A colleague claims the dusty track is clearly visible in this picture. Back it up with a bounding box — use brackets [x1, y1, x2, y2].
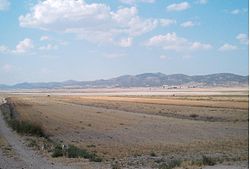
[0, 98, 80, 169]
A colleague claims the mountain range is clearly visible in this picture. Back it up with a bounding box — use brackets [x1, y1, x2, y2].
[0, 73, 248, 90]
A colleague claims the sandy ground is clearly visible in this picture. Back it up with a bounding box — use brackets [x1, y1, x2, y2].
[0, 88, 248, 168]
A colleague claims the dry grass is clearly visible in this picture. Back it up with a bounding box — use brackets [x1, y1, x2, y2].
[6, 91, 249, 165]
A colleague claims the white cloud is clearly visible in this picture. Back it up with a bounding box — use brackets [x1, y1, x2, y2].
[166, 2, 190, 12]
[218, 43, 237, 51]
[2, 64, 12, 72]
[39, 44, 58, 50]
[180, 21, 194, 28]
[120, 0, 155, 5]
[231, 9, 240, 15]
[236, 33, 248, 45]
[196, 0, 208, 4]
[14, 38, 34, 53]
[40, 36, 49, 41]
[159, 19, 176, 27]
[190, 42, 212, 50]
[230, 8, 248, 15]
[146, 32, 212, 52]
[0, 0, 10, 11]
[19, 0, 160, 45]
[118, 37, 133, 47]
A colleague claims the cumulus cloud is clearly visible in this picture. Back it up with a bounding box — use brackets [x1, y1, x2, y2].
[218, 43, 237, 51]
[159, 19, 176, 27]
[0, 0, 10, 11]
[190, 42, 212, 50]
[180, 21, 195, 28]
[118, 37, 133, 47]
[40, 36, 49, 41]
[120, 0, 155, 5]
[166, 2, 190, 12]
[14, 38, 34, 53]
[1, 38, 59, 54]
[146, 32, 212, 52]
[19, 0, 163, 45]
[236, 33, 248, 45]
[39, 44, 58, 50]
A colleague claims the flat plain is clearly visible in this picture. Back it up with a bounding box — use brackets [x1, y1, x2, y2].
[0, 87, 249, 168]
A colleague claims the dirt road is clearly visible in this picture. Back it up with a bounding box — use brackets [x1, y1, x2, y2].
[0, 98, 80, 169]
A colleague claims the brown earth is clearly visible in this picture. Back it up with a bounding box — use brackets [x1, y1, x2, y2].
[1, 89, 249, 168]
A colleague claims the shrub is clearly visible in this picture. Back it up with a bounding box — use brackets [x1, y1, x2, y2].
[87, 144, 96, 148]
[8, 120, 45, 137]
[52, 145, 63, 157]
[27, 139, 38, 148]
[159, 159, 181, 169]
[52, 144, 102, 162]
[190, 114, 199, 118]
[112, 163, 121, 169]
[67, 145, 102, 162]
[202, 155, 216, 166]
[150, 152, 157, 157]
[0, 103, 45, 137]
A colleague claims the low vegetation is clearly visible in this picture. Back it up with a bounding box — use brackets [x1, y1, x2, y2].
[190, 114, 199, 118]
[1, 102, 45, 137]
[158, 159, 181, 169]
[150, 151, 157, 157]
[8, 120, 45, 137]
[52, 144, 102, 162]
[202, 155, 216, 166]
[1, 101, 102, 162]
[51, 144, 64, 157]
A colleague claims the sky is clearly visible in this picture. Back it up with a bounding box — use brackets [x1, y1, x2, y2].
[0, 0, 248, 84]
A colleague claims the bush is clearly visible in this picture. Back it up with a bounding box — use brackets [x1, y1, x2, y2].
[0, 102, 45, 137]
[150, 152, 157, 157]
[8, 120, 45, 137]
[52, 145, 63, 157]
[112, 163, 121, 169]
[202, 155, 216, 166]
[27, 139, 38, 148]
[159, 160, 181, 169]
[68, 145, 102, 162]
[52, 144, 102, 162]
[190, 114, 199, 118]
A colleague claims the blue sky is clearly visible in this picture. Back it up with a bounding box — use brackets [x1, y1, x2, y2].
[0, 0, 248, 84]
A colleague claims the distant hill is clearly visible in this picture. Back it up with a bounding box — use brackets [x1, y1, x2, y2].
[0, 73, 248, 89]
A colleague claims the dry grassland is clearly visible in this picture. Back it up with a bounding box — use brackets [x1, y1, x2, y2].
[6, 90, 249, 167]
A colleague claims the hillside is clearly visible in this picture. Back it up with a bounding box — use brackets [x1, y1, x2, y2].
[0, 73, 248, 89]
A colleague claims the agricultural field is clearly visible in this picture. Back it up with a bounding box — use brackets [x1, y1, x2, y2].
[0, 88, 248, 169]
